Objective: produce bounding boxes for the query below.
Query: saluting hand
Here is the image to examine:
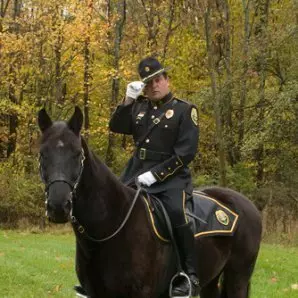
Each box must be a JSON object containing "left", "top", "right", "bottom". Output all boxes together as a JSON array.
[
  {"left": 138, "top": 171, "right": 157, "bottom": 187},
  {"left": 126, "top": 81, "right": 145, "bottom": 99}
]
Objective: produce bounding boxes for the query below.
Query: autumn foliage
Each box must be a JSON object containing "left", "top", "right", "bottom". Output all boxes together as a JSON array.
[{"left": 0, "top": 0, "right": 297, "bottom": 227}]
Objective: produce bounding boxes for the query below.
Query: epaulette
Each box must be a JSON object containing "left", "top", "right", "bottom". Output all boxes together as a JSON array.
[{"left": 173, "top": 97, "right": 192, "bottom": 106}]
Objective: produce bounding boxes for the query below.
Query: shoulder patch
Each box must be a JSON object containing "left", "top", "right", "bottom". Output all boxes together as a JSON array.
[{"left": 191, "top": 107, "right": 198, "bottom": 125}]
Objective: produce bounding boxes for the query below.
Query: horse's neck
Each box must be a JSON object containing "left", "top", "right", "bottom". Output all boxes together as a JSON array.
[{"left": 75, "top": 147, "right": 135, "bottom": 234}]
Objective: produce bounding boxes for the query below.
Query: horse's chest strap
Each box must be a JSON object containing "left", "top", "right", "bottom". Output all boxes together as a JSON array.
[{"left": 70, "top": 184, "right": 142, "bottom": 243}]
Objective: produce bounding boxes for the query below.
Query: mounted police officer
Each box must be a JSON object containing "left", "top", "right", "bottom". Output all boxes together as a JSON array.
[{"left": 109, "top": 57, "right": 200, "bottom": 297}]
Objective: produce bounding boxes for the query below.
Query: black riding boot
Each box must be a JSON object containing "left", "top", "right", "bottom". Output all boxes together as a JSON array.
[{"left": 172, "top": 223, "right": 200, "bottom": 297}]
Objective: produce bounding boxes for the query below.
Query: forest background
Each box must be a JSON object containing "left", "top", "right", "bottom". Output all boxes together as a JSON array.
[{"left": 0, "top": 0, "right": 297, "bottom": 240}]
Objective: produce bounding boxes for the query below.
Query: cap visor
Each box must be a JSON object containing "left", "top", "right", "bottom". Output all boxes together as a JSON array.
[{"left": 142, "top": 67, "right": 170, "bottom": 83}]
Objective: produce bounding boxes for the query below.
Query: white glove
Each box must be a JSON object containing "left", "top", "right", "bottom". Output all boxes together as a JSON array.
[
  {"left": 126, "top": 81, "right": 145, "bottom": 99},
  {"left": 138, "top": 171, "right": 157, "bottom": 187}
]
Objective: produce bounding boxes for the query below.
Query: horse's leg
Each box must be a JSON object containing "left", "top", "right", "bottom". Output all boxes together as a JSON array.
[
  {"left": 221, "top": 273, "right": 251, "bottom": 298},
  {"left": 220, "top": 256, "right": 257, "bottom": 298},
  {"left": 75, "top": 241, "right": 102, "bottom": 298},
  {"left": 220, "top": 231, "right": 260, "bottom": 298},
  {"left": 200, "top": 273, "right": 221, "bottom": 298}
]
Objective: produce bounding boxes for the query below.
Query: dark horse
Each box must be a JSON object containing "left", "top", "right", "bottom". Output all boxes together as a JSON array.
[{"left": 37, "top": 107, "right": 262, "bottom": 298}]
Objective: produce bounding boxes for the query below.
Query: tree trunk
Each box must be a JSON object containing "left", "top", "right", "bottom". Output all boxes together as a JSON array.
[
  {"left": 83, "top": 0, "right": 94, "bottom": 143},
  {"left": 7, "top": 75, "right": 17, "bottom": 157},
  {"left": 7, "top": 0, "right": 21, "bottom": 158},
  {"left": 140, "top": 0, "right": 160, "bottom": 53},
  {"left": 105, "top": 0, "right": 126, "bottom": 167},
  {"left": 0, "top": 0, "right": 11, "bottom": 32},
  {"left": 204, "top": 1, "right": 227, "bottom": 186},
  {"left": 215, "top": 0, "right": 235, "bottom": 166},
  {"left": 54, "top": 31, "right": 63, "bottom": 105},
  {"left": 237, "top": 0, "right": 251, "bottom": 162},
  {"left": 161, "top": 0, "right": 176, "bottom": 62},
  {"left": 254, "top": 0, "right": 271, "bottom": 187}
]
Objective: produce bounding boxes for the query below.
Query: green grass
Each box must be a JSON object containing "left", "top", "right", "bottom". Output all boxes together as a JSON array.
[
  {"left": 252, "top": 244, "right": 298, "bottom": 298},
  {"left": 0, "top": 230, "right": 297, "bottom": 297},
  {"left": 0, "top": 230, "right": 76, "bottom": 298}
]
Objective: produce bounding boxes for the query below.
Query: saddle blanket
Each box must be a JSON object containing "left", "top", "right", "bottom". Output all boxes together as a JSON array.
[{"left": 142, "top": 190, "right": 239, "bottom": 242}]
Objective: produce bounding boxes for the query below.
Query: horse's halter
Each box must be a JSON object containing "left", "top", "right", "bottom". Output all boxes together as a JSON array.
[
  {"left": 39, "top": 147, "right": 142, "bottom": 243},
  {"left": 39, "top": 148, "right": 85, "bottom": 216}
]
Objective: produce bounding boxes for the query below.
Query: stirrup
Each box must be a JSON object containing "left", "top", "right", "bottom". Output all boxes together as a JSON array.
[{"left": 169, "top": 271, "right": 192, "bottom": 298}]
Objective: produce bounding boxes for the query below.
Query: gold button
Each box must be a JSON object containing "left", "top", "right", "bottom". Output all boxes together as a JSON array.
[
  {"left": 154, "top": 106, "right": 157, "bottom": 110},
  {"left": 160, "top": 172, "right": 164, "bottom": 175},
  {"left": 176, "top": 162, "right": 179, "bottom": 165},
  {"left": 145, "top": 139, "right": 150, "bottom": 143},
  {"left": 165, "top": 125, "right": 168, "bottom": 128},
  {"left": 168, "top": 167, "right": 171, "bottom": 170},
  {"left": 151, "top": 115, "right": 155, "bottom": 119}
]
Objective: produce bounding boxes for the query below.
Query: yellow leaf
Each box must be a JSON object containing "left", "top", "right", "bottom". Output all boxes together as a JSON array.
[{"left": 291, "top": 284, "right": 298, "bottom": 290}]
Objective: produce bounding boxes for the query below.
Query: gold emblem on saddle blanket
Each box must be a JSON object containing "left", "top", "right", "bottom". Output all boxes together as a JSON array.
[
  {"left": 215, "top": 210, "right": 230, "bottom": 226},
  {"left": 165, "top": 109, "right": 174, "bottom": 119}
]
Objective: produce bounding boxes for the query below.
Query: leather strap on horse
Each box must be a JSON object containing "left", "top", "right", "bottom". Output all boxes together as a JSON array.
[
  {"left": 71, "top": 180, "right": 142, "bottom": 243},
  {"left": 154, "top": 197, "right": 183, "bottom": 273}
]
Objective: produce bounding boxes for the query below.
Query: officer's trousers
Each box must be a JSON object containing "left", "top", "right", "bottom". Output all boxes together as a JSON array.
[{"left": 155, "top": 189, "right": 187, "bottom": 228}]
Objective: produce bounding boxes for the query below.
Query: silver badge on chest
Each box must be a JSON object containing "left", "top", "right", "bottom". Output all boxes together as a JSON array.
[{"left": 165, "top": 109, "right": 174, "bottom": 119}]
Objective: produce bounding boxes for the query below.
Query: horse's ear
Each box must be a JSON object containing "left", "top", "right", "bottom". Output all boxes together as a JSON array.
[
  {"left": 38, "top": 108, "right": 52, "bottom": 133},
  {"left": 68, "top": 106, "right": 83, "bottom": 136}
]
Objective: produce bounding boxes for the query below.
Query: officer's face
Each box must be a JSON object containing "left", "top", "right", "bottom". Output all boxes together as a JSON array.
[{"left": 144, "top": 74, "right": 170, "bottom": 101}]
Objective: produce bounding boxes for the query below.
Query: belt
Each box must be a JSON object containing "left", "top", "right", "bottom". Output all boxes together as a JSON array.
[{"left": 136, "top": 148, "right": 171, "bottom": 161}]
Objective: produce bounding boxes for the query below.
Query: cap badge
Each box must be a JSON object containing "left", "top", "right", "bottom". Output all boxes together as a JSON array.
[
  {"left": 191, "top": 107, "right": 198, "bottom": 125},
  {"left": 215, "top": 210, "right": 230, "bottom": 226},
  {"left": 165, "top": 109, "right": 174, "bottom": 119},
  {"left": 145, "top": 66, "right": 150, "bottom": 72}
]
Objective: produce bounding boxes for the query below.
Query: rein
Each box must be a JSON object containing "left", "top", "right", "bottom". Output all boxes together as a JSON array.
[
  {"left": 71, "top": 182, "right": 142, "bottom": 243},
  {"left": 40, "top": 145, "right": 143, "bottom": 243}
]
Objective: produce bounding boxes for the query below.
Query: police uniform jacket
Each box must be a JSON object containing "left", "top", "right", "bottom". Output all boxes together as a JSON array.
[{"left": 109, "top": 92, "right": 199, "bottom": 194}]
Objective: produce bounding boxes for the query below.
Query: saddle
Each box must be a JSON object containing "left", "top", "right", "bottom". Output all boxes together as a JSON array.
[{"left": 142, "top": 190, "right": 239, "bottom": 242}]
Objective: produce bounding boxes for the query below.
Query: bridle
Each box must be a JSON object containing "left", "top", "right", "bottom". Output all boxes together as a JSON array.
[
  {"left": 38, "top": 146, "right": 142, "bottom": 243},
  {"left": 39, "top": 148, "right": 86, "bottom": 215}
]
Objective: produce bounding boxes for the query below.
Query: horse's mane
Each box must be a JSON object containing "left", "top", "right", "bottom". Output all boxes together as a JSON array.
[{"left": 80, "top": 136, "right": 134, "bottom": 195}]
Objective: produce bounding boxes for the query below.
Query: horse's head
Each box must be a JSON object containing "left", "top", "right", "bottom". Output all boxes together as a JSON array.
[{"left": 38, "top": 106, "right": 84, "bottom": 223}]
